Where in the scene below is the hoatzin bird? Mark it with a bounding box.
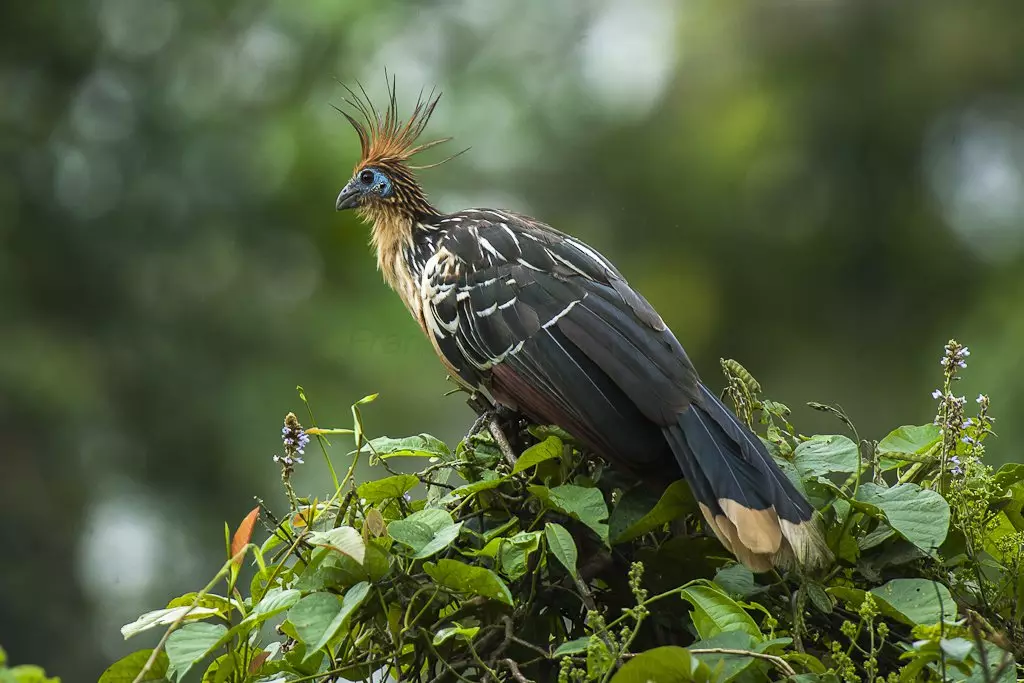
[334,85,831,572]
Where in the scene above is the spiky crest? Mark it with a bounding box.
[335,76,465,172]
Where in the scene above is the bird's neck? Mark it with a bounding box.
[369,209,444,311]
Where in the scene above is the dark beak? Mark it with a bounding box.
[335,181,361,211]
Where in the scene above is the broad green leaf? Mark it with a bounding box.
[856,483,950,554]
[5,665,60,683]
[289,593,343,656]
[388,509,460,558]
[165,622,226,682]
[357,474,419,503]
[511,436,563,474]
[679,583,761,639]
[360,434,450,459]
[496,531,542,580]
[870,578,957,625]
[993,463,1024,493]
[413,522,463,559]
[529,484,609,543]
[308,526,365,565]
[242,587,300,626]
[288,585,371,662]
[309,582,370,656]
[98,650,169,683]
[120,606,221,639]
[432,624,480,645]
[878,424,941,455]
[544,523,578,579]
[944,642,1016,683]
[610,480,696,544]
[552,637,590,657]
[446,470,505,498]
[690,631,758,682]
[713,564,762,599]
[609,646,713,683]
[424,559,513,605]
[830,579,957,626]
[877,424,941,470]
[940,638,975,661]
[792,434,860,477]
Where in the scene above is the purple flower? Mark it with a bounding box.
[931,389,943,399]
[949,455,963,476]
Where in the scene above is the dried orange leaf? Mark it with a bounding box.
[231,506,260,565]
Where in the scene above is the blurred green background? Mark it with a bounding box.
[3,0,1024,678]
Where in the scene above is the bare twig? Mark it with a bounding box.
[488,417,518,467]
[501,658,533,682]
[689,648,796,678]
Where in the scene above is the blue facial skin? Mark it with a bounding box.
[358,167,393,198]
[335,166,393,210]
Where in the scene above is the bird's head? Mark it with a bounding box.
[335,80,463,223]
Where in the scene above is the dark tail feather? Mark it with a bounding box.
[665,383,831,572]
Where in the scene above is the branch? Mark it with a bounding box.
[688,648,796,678]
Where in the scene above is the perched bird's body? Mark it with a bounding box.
[335,84,831,572]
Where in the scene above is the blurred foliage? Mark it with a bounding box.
[105,348,1023,682]
[4,0,1024,679]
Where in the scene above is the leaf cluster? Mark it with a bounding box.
[96,342,1023,683]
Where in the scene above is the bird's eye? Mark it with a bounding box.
[359,169,375,184]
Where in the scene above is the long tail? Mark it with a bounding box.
[664,384,832,572]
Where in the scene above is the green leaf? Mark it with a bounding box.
[544,523,578,579]
[870,578,957,625]
[713,564,763,599]
[878,424,940,454]
[413,522,463,559]
[792,434,860,477]
[289,583,370,661]
[357,474,419,503]
[432,624,480,645]
[98,650,169,683]
[242,587,300,626]
[512,436,563,474]
[552,637,591,657]
[690,631,758,682]
[943,642,1016,683]
[609,646,712,683]
[165,593,236,614]
[830,579,957,626]
[289,593,342,655]
[496,531,542,580]
[388,509,461,558]
[679,583,761,640]
[856,483,950,554]
[446,470,505,498]
[361,434,450,459]
[5,665,60,683]
[308,526,365,565]
[877,424,941,470]
[165,622,226,682]
[120,606,222,639]
[993,463,1024,493]
[424,559,513,605]
[610,480,696,544]
[529,484,609,543]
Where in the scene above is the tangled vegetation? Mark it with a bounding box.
[86,339,1022,682]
